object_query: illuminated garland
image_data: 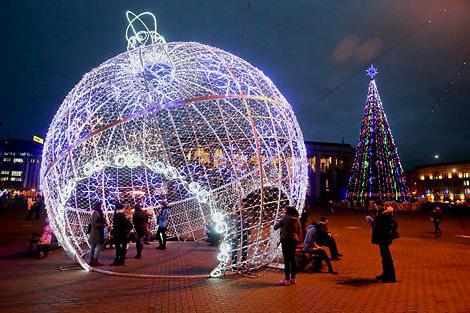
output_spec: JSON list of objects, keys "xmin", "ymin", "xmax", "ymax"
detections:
[
  {"xmin": 348, "ymin": 65, "xmax": 409, "ymax": 201},
  {"xmin": 40, "ymin": 11, "xmax": 307, "ymax": 277}
]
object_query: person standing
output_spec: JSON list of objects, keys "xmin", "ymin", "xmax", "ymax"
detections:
[
  {"xmin": 155, "ymin": 204, "xmax": 170, "ymax": 250},
  {"xmin": 88, "ymin": 202, "xmax": 107, "ymax": 266},
  {"xmin": 110, "ymin": 203, "xmax": 133, "ymax": 266},
  {"xmin": 274, "ymin": 206, "xmax": 302, "ymax": 286},
  {"xmin": 430, "ymin": 206, "xmax": 443, "ymax": 235},
  {"xmin": 366, "ymin": 201, "xmax": 399, "ymax": 283},
  {"xmin": 132, "ymin": 202, "xmax": 148, "ymax": 259}
]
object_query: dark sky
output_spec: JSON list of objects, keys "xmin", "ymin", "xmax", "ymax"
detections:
[{"xmin": 1, "ymin": 0, "xmax": 469, "ymax": 169}]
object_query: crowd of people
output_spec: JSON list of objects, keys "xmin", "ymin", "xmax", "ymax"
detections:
[
  {"xmin": 87, "ymin": 200, "xmax": 171, "ymax": 267},
  {"xmin": 9, "ymin": 188, "xmax": 447, "ymax": 283},
  {"xmin": 333, "ymin": 199, "xmax": 422, "ymax": 212},
  {"xmin": 275, "ymin": 206, "xmax": 344, "ymax": 286}
]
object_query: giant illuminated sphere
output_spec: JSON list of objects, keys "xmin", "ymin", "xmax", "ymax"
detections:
[{"xmin": 40, "ymin": 12, "xmax": 307, "ymax": 277}]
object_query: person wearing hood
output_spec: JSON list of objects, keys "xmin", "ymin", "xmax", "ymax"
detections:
[
  {"xmin": 366, "ymin": 201, "xmax": 399, "ymax": 283},
  {"xmin": 274, "ymin": 206, "xmax": 302, "ymax": 286}
]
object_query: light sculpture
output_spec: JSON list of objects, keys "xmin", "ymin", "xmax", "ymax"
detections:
[
  {"xmin": 40, "ymin": 11, "xmax": 307, "ymax": 277},
  {"xmin": 347, "ymin": 65, "xmax": 409, "ymax": 201}
]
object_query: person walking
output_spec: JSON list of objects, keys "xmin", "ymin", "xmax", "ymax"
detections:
[
  {"xmin": 155, "ymin": 204, "xmax": 170, "ymax": 250},
  {"xmin": 274, "ymin": 206, "xmax": 302, "ymax": 286},
  {"xmin": 430, "ymin": 206, "xmax": 443, "ymax": 235},
  {"xmin": 366, "ymin": 201, "xmax": 399, "ymax": 283},
  {"xmin": 88, "ymin": 202, "xmax": 107, "ymax": 266},
  {"xmin": 110, "ymin": 202, "xmax": 133, "ymax": 266},
  {"xmin": 303, "ymin": 221, "xmax": 337, "ymax": 274},
  {"xmin": 132, "ymin": 202, "xmax": 148, "ymax": 259}
]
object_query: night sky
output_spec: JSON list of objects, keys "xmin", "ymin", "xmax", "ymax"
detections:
[{"xmin": 1, "ymin": 1, "xmax": 469, "ymax": 169}]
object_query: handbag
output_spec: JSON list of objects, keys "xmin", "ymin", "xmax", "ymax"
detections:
[{"xmin": 128, "ymin": 229, "xmax": 137, "ymax": 243}]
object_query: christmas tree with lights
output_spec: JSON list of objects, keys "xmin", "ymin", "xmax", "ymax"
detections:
[{"xmin": 348, "ymin": 65, "xmax": 409, "ymax": 201}]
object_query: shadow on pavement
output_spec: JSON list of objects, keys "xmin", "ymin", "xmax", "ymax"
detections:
[{"xmin": 336, "ymin": 278, "xmax": 377, "ymax": 287}]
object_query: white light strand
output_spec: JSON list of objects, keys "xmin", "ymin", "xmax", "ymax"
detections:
[{"xmin": 41, "ymin": 11, "xmax": 307, "ymax": 277}]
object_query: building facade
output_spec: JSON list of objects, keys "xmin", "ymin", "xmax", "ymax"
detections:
[
  {"xmin": 305, "ymin": 141, "xmax": 354, "ymax": 203},
  {"xmin": 407, "ymin": 161, "xmax": 470, "ymax": 203},
  {"xmin": 0, "ymin": 139, "xmax": 42, "ymax": 190}
]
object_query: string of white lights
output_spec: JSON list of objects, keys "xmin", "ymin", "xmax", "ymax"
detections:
[{"xmin": 40, "ymin": 11, "xmax": 307, "ymax": 277}]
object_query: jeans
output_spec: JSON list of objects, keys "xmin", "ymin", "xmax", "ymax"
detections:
[
  {"xmin": 136, "ymin": 234, "xmax": 145, "ymax": 256},
  {"xmin": 90, "ymin": 243, "xmax": 103, "ymax": 260},
  {"xmin": 156, "ymin": 227, "xmax": 167, "ymax": 248},
  {"xmin": 281, "ymin": 240, "xmax": 297, "ymax": 280},
  {"xmin": 318, "ymin": 236, "xmax": 339, "ymax": 259},
  {"xmin": 379, "ymin": 243, "xmax": 396, "ymax": 281},
  {"xmin": 115, "ymin": 238, "xmax": 127, "ymax": 262}
]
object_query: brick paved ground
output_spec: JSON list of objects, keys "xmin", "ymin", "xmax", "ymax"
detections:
[{"xmin": 1, "ymin": 204, "xmax": 470, "ymax": 313}]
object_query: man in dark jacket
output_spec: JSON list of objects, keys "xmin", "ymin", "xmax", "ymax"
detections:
[
  {"xmin": 132, "ymin": 202, "xmax": 148, "ymax": 259},
  {"xmin": 366, "ymin": 201, "xmax": 398, "ymax": 283},
  {"xmin": 316, "ymin": 216, "xmax": 342, "ymax": 260},
  {"xmin": 110, "ymin": 202, "xmax": 133, "ymax": 266},
  {"xmin": 303, "ymin": 222, "xmax": 337, "ymax": 274},
  {"xmin": 430, "ymin": 207, "xmax": 442, "ymax": 235}
]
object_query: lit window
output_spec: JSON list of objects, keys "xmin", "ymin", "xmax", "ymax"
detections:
[
  {"xmin": 420, "ymin": 175, "xmax": 425, "ymax": 180},
  {"xmin": 320, "ymin": 157, "xmax": 331, "ymax": 173},
  {"xmin": 11, "ymin": 171, "xmax": 22, "ymax": 177},
  {"xmin": 464, "ymin": 173, "xmax": 469, "ymax": 178},
  {"xmin": 309, "ymin": 156, "xmax": 316, "ymax": 173},
  {"xmin": 2, "ymin": 158, "xmax": 12, "ymax": 162},
  {"xmin": 13, "ymin": 158, "xmax": 24, "ymax": 163},
  {"xmin": 10, "ymin": 177, "xmax": 22, "ymax": 182},
  {"xmin": 0, "ymin": 170, "xmax": 9, "ymax": 175},
  {"xmin": 0, "ymin": 177, "xmax": 8, "ymax": 181}
]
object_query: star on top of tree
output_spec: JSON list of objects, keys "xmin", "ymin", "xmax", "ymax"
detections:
[{"xmin": 366, "ymin": 64, "xmax": 378, "ymax": 79}]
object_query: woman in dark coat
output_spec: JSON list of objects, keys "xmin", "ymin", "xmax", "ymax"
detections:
[
  {"xmin": 274, "ymin": 206, "xmax": 302, "ymax": 286},
  {"xmin": 88, "ymin": 202, "xmax": 106, "ymax": 266},
  {"xmin": 132, "ymin": 202, "xmax": 148, "ymax": 259},
  {"xmin": 110, "ymin": 202, "xmax": 133, "ymax": 266},
  {"xmin": 366, "ymin": 201, "xmax": 398, "ymax": 283}
]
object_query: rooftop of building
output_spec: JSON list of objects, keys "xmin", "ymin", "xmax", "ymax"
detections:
[
  {"xmin": 409, "ymin": 160, "xmax": 470, "ymax": 171},
  {"xmin": 304, "ymin": 140, "xmax": 353, "ymax": 148},
  {"xmin": 0, "ymin": 138, "xmax": 43, "ymax": 155}
]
